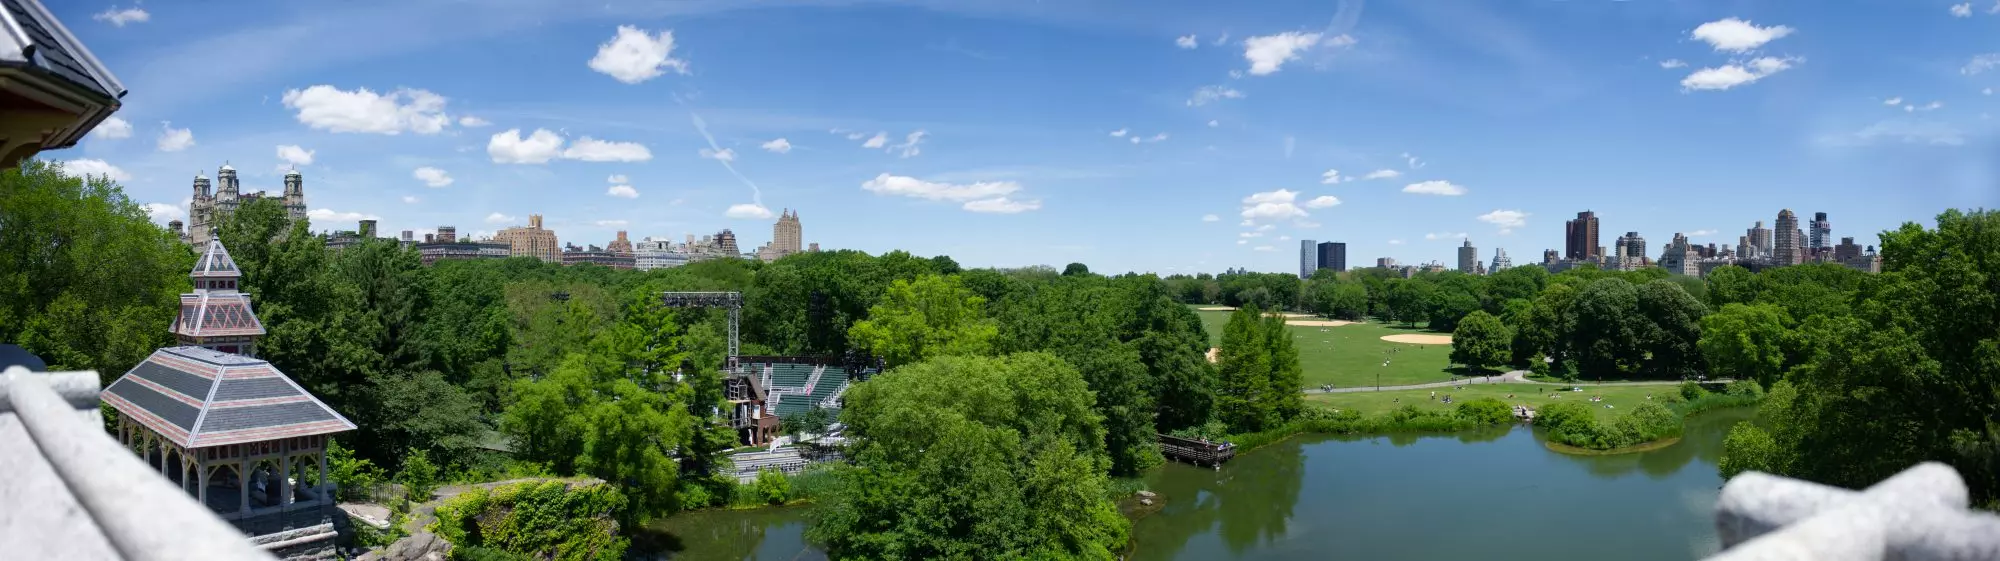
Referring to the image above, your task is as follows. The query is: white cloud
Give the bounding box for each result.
[61,159,131,181]
[1240,189,1308,222]
[1305,195,1341,209]
[1110,128,1129,137]
[607,185,640,198]
[1403,180,1467,196]
[1681,57,1798,91]
[1387,239,1404,245]
[1129,133,1168,145]
[276,145,315,166]
[1239,219,1254,227]
[1238,240,1249,245]
[402,195,421,204]
[308,208,380,223]
[564,137,652,162]
[594,220,629,227]
[1176,35,1198,49]
[1961,54,2000,75]
[1401,152,1424,169]
[1241,232,1263,238]
[458,116,491,127]
[607,174,629,184]
[1207,120,1219,127]
[1320,169,1350,184]
[963,197,1042,214]
[93,7,148,27]
[488,129,564,163]
[889,131,928,158]
[1202,214,1220,222]
[1424,232,1467,241]
[1991,0,2000,14]
[1186,85,1245,106]
[413,166,453,187]
[1884,96,1904,106]
[142,203,182,222]
[485,213,516,225]
[1242,31,1323,76]
[1659,59,1687,69]
[760,138,793,153]
[93,117,132,139]
[1363,169,1402,180]
[1913,101,1944,112]
[1256,224,1277,232]
[1476,209,1529,234]
[281,86,449,135]
[588,26,688,84]
[1690,18,1795,52]
[1278,235,1291,241]
[862,173,1020,201]
[1687,229,1718,237]
[1819,120,1967,147]
[726,203,774,219]
[1253,245,1275,252]
[1952,3,1973,17]
[157,123,194,152]
[699,147,736,162]
[861,132,888,148]
[845,131,867,140]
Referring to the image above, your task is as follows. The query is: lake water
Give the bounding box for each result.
[640,408,1752,561]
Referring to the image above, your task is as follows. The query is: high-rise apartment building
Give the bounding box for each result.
[1809,212,1831,255]
[608,231,634,255]
[756,209,805,262]
[715,229,740,255]
[1774,209,1804,266]
[495,214,561,263]
[1376,257,1397,268]
[1299,239,1317,278]
[1316,242,1346,273]
[1834,237,1864,262]
[1564,211,1600,260]
[1741,220,1773,260]
[1457,239,1479,273]
[437,226,457,243]
[1489,248,1511,273]
[1618,231,1646,261]
[1658,233,1700,276]
[1543,249,1560,265]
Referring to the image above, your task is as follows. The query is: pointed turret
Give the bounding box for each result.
[171,239,265,356]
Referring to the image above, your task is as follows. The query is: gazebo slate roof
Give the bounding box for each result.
[171,292,265,338]
[103,346,354,449]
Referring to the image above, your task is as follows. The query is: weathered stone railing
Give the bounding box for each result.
[1706,462,2000,560]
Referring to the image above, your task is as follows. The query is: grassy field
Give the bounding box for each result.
[1305,382,1672,422]
[1190,305,1477,389]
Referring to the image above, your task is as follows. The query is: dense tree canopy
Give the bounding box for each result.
[1450,311,1512,373]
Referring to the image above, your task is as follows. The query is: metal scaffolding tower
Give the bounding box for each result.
[660,292,744,369]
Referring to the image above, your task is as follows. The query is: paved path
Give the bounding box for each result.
[1307,370,1699,394]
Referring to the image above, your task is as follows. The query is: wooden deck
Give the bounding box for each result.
[1157,434,1236,467]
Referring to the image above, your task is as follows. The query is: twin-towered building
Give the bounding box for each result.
[173,164,308,245]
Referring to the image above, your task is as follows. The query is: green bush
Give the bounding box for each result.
[1718,423,1777,480]
[397,449,440,503]
[1679,380,1707,401]
[754,469,792,505]
[430,480,628,561]
[1454,398,1515,426]
[1725,379,1764,398]
[328,440,385,502]
[451,546,533,561]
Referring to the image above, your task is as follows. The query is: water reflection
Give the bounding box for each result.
[635,409,1752,561]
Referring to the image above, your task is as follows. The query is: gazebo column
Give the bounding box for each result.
[157,440,168,474]
[238,459,250,517]
[197,460,209,506]
[317,448,330,501]
[280,453,294,506]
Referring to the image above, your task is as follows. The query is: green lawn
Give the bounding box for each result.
[1190,305,1478,389]
[1306,382,1671,421]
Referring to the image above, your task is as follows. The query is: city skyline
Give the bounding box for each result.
[41,0,1993,274]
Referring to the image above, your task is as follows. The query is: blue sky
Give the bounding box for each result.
[46,0,2000,274]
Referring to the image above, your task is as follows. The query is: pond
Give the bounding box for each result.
[639,407,1752,561]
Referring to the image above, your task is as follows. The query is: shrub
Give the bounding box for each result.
[1528,354,1551,378]
[1725,379,1764,398]
[430,480,628,561]
[754,469,792,505]
[1718,423,1777,480]
[1454,398,1515,426]
[397,448,440,503]
[1679,380,1707,401]
[327,440,384,502]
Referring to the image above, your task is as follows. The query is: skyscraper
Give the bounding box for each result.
[1743,220,1773,260]
[1316,242,1346,273]
[1809,212,1831,256]
[1774,209,1803,265]
[1457,238,1479,273]
[495,214,561,263]
[1564,211,1600,260]
[755,210,805,262]
[1299,239,1317,278]
[1489,248,1511,273]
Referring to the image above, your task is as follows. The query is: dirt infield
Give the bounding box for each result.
[1286,320,1355,327]
[1277,312,1315,318]
[1379,333,1454,345]
[1197,306,1236,311]
[1206,347,1220,363]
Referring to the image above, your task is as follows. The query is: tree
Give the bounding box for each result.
[811,353,1128,560]
[1215,306,1274,432]
[780,406,834,441]
[1705,265,1758,310]
[1699,303,1790,388]
[1636,279,1707,379]
[1062,262,1091,276]
[1385,278,1433,327]
[1261,313,1305,423]
[1569,278,1644,379]
[1450,311,1512,373]
[847,274,998,367]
